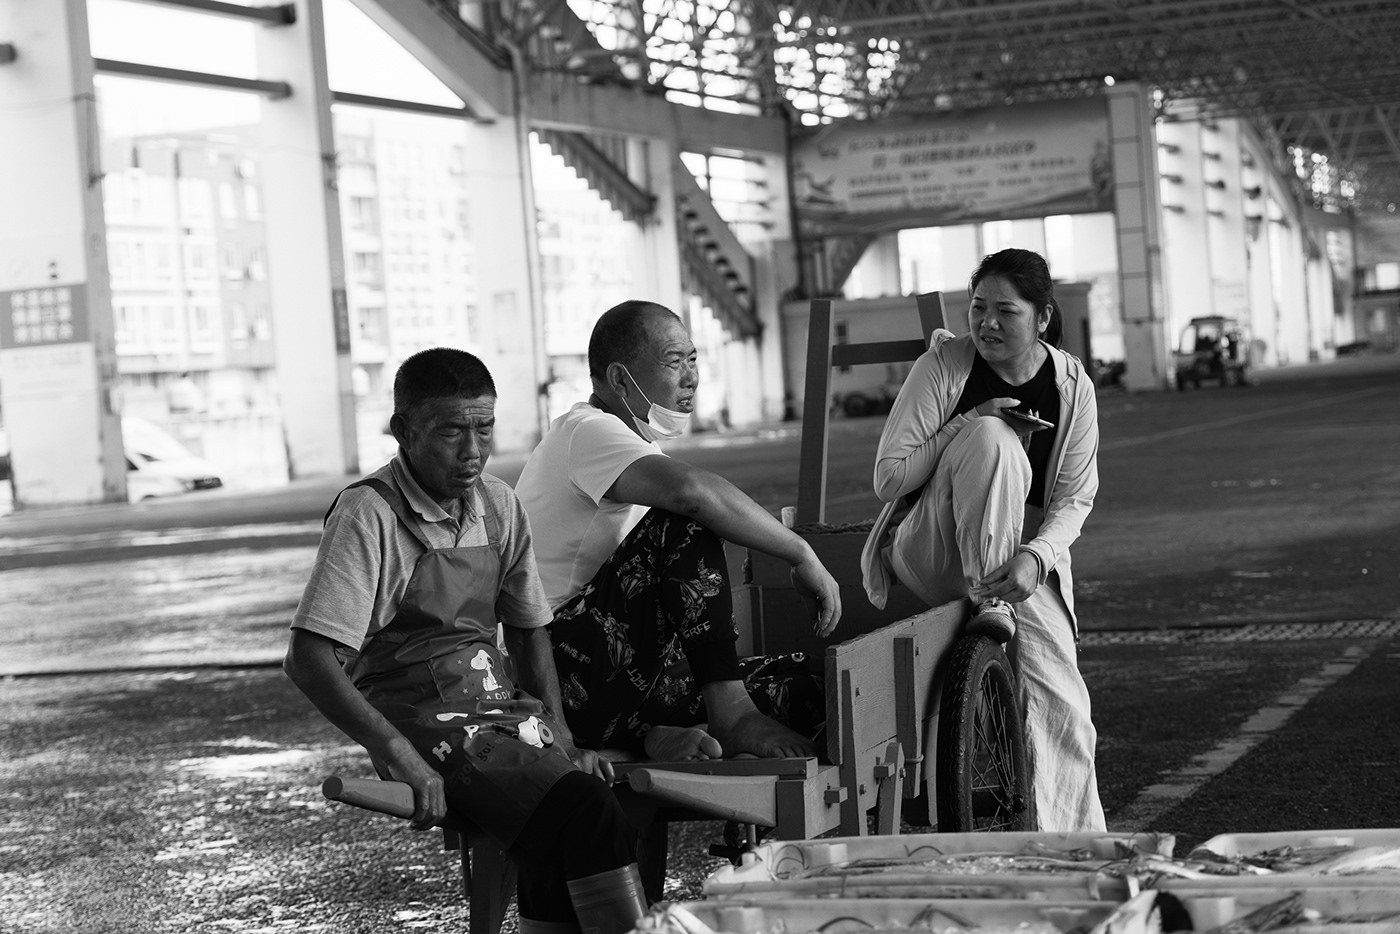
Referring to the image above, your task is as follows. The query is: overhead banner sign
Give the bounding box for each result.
[791,97,1113,237]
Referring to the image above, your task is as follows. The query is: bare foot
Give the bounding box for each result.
[713,711,816,759]
[643,725,723,761]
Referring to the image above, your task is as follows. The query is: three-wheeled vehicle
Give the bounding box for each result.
[1174,315,1250,389]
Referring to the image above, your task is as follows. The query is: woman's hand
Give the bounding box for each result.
[976,551,1041,604]
[973,396,1023,420]
[974,396,1039,439]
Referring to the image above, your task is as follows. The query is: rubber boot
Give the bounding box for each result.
[566,864,648,934]
[519,918,583,934]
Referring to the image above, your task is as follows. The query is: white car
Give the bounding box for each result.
[123,417,223,503]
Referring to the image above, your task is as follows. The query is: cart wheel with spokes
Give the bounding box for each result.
[935,633,1033,831]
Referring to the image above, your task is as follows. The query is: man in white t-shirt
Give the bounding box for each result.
[515,300,842,761]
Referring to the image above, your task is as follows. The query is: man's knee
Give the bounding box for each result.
[552,773,635,868]
[646,508,725,553]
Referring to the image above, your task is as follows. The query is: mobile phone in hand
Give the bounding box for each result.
[1000,406,1054,430]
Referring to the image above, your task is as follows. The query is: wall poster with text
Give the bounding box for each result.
[791,97,1113,238]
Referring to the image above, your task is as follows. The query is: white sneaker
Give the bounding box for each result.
[967,598,1016,643]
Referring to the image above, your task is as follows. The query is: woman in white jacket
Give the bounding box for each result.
[861,248,1105,831]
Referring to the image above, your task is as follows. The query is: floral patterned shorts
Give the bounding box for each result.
[548,508,825,754]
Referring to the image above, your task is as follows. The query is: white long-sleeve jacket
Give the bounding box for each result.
[861,330,1099,627]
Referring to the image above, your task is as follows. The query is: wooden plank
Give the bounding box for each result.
[726,540,758,653]
[826,618,907,766]
[916,291,947,340]
[610,757,815,780]
[750,530,872,587]
[823,602,968,826]
[831,338,930,367]
[774,766,844,840]
[796,299,835,525]
[749,531,932,655]
[724,541,751,585]
[874,740,904,835]
[836,668,866,835]
[323,775,413,817]
[893,634,923,796]
[731,583,760,656]
[795,291,942,528]
[626,771,778,826]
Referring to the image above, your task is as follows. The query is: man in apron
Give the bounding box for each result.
[516,300,842,762]
[285,348,646,934]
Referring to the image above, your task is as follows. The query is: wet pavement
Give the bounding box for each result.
[1,545,311,674]
[6,354,1399,670]
[2,353,1399,932]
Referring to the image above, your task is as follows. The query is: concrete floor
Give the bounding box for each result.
[2,352,1398,932]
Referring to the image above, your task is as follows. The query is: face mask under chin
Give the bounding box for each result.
[620,365,692,441]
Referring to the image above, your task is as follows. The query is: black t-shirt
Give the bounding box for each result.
[950,351,1059,506]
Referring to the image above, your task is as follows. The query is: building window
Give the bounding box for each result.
[150,302,181,351]
[250,302,272,340]
[219,182,239,220]
[353,251,382,279]
[102,174,126,220]
[222,245,243,281]
[179,178,214,225]
[358,306,386,344]
[189,303,219,348]
[107,241,131,284]
[185,242,214,281]
[1370,262,1400,291]
[229,302,248,340]
[113,302,137,350]
[127,175,144,217]
[243,183,262,218]
[349,196,376,228]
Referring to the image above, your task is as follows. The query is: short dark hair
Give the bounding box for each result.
[393,347,496,419]
[969,248,1063,348]
[587,300,679,381]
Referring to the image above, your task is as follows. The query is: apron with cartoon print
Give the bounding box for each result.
[340,477,575,846]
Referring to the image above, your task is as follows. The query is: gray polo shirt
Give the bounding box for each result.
[292,452,552,651]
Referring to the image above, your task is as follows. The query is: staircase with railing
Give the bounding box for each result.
[401,0,765,336]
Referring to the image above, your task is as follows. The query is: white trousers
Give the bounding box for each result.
[889,416,1106,832]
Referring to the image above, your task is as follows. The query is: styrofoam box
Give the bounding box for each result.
[641,898,1118,934]
[1160,884,1400,933]
[1193,829,1400,860]
[703,831,1174,899]
[1164,829,1400,891]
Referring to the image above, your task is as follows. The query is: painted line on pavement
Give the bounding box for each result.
[1081,618,1400,644]
[1100,385,1386,451]
[1106,640,1383,833]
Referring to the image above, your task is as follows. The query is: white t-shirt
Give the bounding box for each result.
[515,402,660,610]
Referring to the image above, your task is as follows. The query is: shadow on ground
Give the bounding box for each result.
[0,669,726,934]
